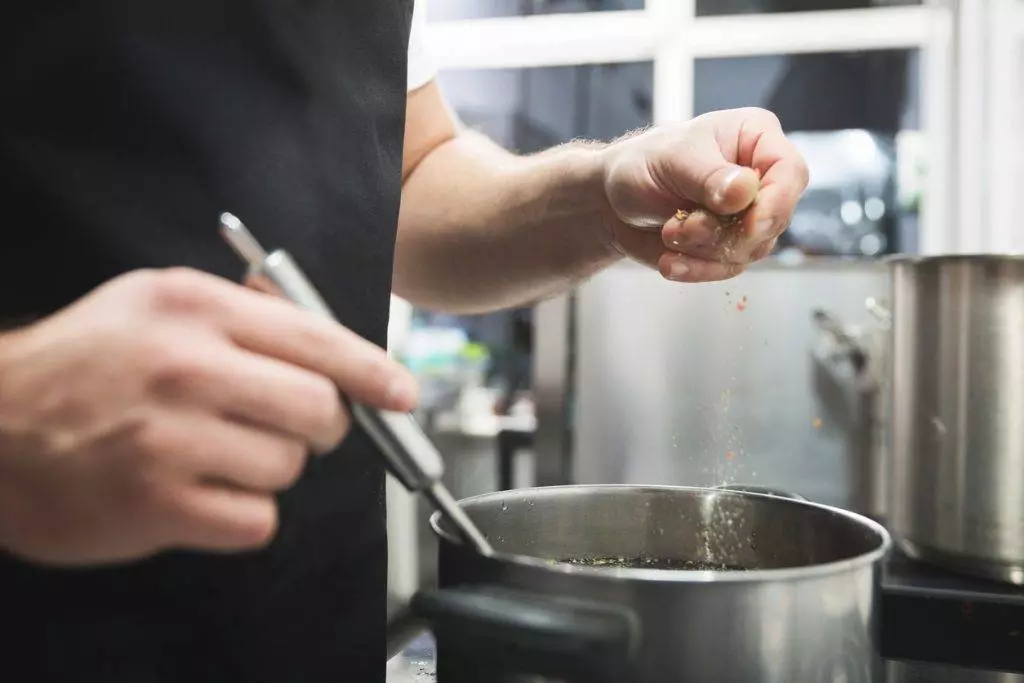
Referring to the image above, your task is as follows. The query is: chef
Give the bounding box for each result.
[0,2,808,681]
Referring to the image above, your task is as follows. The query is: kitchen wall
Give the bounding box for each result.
[570,257,889,509]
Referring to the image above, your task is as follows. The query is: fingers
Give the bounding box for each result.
[149,339,350,454]
[611,222,669,270]
[653,130,761,216]
[660,153,800,266]
[658,252,746,284]
[734,120,807,249]
[145,411,310,492]
[662,210,745,263]
[226,297,419,412]
[151,270,419,412]
[747,125,810,200]
[740,178,801,246]
[749,238,778,262]
[167,484,279,552]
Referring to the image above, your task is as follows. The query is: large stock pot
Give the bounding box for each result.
[888,254,1024,585]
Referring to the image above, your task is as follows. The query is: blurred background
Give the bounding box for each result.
[386,0,1024,636]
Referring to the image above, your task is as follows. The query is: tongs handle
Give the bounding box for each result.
[217,213,444,492]
[218,213,495,557]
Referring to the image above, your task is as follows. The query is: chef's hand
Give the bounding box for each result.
[602,107,809,282]
[0,268,418,566]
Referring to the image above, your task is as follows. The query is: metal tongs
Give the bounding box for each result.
[218,212,495,557]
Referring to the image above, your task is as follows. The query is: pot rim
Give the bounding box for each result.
[885,252,1024,265]
[431,484,893,584]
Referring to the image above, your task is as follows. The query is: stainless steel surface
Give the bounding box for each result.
[532,293,574,486]
[426,483,491,556]
[814,307,866,352]
[570,257,889,508]
[432,484,891,683]
[888,254,1024,585]
[220,212,335,318]
[217,213,495,557]
[219,212,269,266]
[866,296,892,325]
[712,483,806,500]
[811,305,890,520]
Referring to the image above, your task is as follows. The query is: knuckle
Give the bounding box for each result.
[141,268,220,316]
[749,107,781,128]
[132,417,180,462]
[142,343,209,398]
[797,159,811,188]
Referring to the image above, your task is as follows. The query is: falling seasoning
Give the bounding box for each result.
[725,451,736,461]
[736,295,748,312]
[812,417,823,430]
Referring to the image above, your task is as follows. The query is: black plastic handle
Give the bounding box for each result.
[412,585,640,683]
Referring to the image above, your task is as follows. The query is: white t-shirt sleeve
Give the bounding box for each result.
[407,0,437,92]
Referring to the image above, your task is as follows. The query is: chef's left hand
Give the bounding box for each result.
[601,107,809,282]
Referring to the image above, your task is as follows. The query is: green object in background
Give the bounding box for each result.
[461,342,490,362]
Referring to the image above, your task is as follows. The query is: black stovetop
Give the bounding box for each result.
[388,549,1024,682]
[880,549,1023,674]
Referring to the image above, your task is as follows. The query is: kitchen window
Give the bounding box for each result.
[423,0,1024,255]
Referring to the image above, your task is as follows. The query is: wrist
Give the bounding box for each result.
[556,141,625,261]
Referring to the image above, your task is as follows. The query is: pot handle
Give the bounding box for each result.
[412,584,640,683]
[811,308,868,372]
[865,297,891,326]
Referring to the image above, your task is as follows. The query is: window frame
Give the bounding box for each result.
[424,0,1023,255]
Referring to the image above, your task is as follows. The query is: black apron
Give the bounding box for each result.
[0,2,413,681]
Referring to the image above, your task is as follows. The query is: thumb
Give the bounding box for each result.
[660,140,760,214]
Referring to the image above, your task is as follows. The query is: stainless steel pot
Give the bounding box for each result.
[421,484,891,683]
[888,254,1024,585]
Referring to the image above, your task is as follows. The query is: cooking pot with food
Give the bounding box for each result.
[412,484,890,683]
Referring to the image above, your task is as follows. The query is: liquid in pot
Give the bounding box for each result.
[559,556,749,571]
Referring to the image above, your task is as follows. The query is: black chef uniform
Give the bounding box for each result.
[0,2,413,681]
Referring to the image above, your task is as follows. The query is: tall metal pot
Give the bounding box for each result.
[888,254,1024,585]
[424,484,891,683]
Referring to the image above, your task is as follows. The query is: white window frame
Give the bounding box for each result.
[985,0,1024,254]
[424,0,1022,256]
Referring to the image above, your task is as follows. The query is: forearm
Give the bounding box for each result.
[393,131,623,314]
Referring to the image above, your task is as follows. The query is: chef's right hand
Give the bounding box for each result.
[0,267,418,567]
